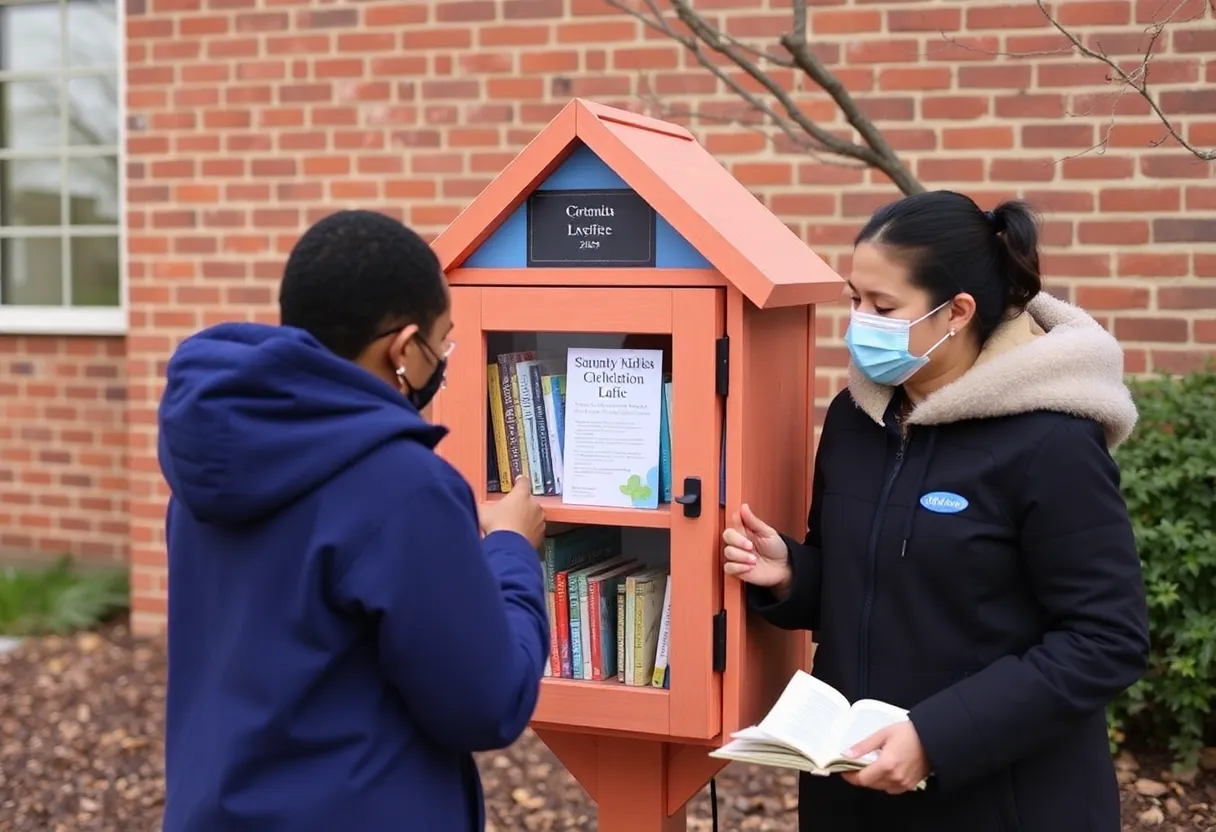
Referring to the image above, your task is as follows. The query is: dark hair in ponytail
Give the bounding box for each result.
[854,190,1043,345]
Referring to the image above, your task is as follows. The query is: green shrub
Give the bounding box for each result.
[1109,365,1216,768]
[0,555,129,636]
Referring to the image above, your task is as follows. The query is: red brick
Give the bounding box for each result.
[1075,286,1150,309]
[1062,155,1135,179]
[966,4,1049,28]
[846,38,919,64]
[1024,123,1098,149]
[1159,286,1216,308]
[924,36,1001,61]
[878,67,952,91]
[1118,253,1190,277]
[990,158,1057,182]
[1099,187,1182,212]
[993,93,1065,118]
[887,8,961,31]
[1135,0,1207,23]
[1154,218,1216,243]
[1115,317,1188,342]
[1056,1,1131,26]
[942,126,1014,149]
[1077,220,1151,245]
[812,10,882,34]
[921,96,989,119]
[958,65,1032,88]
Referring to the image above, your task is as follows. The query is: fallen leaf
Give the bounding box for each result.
[1138,805,1165,826]
[1136,778,1170,798]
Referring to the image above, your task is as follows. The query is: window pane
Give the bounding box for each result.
[1,236,64,305]
[1,159,62,226]
[68,158,117,224]
[69,235,119,306]
[67,0,117,69]
[0,3,62,72]
[1,79,62,150]
[68,76,118,146]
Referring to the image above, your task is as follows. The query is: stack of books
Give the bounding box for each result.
[486,348,673,507]
[538,525,673,688]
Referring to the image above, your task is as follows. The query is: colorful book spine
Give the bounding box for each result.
[487,363,512,492]
[540,374,564,496]
[616,583,627,684]
[568,567,584,678]
[632,570,668,686]
[527,363,557,496]
[496,351,533,485]
[577,556,633,680]
[542,526,619,676]
[549,374,567,457]
[514,359,545,495]
[651,578,672,687]
[659,375,672,503]
[487,414,500,493]
[555,568,574,678]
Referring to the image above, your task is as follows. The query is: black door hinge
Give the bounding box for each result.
[714,336,729,396]
[712,609,727,672]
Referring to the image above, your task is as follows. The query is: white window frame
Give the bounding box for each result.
[0,0,126,337]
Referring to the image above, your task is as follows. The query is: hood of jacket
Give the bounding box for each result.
[847,292,1139,449]
[157,321,447,526]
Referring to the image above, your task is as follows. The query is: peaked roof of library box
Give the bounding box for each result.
[431,99,845,309]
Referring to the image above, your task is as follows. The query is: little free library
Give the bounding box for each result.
[428,98,844,832]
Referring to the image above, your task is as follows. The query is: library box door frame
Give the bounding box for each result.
[433,284,726,743]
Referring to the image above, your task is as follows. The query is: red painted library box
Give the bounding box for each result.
[429,99,844,831]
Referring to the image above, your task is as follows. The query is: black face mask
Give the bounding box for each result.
[396,336,447,411]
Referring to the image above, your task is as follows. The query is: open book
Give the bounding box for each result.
[710,670,927,788]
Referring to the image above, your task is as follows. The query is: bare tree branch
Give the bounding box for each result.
[604,0,925,195]
[606,0,1212,198]
[1034,0,1215,162]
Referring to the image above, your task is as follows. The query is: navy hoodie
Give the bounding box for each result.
[157,322,548,832]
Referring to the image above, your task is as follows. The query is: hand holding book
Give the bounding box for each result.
[709,670,929,791]
[839,720,931,795]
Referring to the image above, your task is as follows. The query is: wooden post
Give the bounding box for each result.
[596,739,686,832]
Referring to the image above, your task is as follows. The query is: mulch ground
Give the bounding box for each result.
[1,620,1212,831]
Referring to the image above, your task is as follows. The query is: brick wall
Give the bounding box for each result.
[114,0,1216,632]
[0,336,127,565]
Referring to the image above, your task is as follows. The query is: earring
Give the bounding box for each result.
[395,366,407,391]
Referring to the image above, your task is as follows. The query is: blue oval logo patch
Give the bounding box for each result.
[919,491,969,514]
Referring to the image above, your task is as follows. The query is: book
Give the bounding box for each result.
[541,526,620,677]
[709,670,926,787]
[487,363,512,493]
[495,350,534,486]
[562,347,664,509]
[658,375,672,504]
[540,373,565,496]
[629,569,667,686]
[573,555,635,680]
[650,577,671,687]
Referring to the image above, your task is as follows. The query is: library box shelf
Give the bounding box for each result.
[428,99,844,832]
[482,495,673,530]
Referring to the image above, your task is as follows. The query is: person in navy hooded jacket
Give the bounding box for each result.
[157,209,549,832]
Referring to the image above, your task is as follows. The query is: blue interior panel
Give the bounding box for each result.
[462,143,711,269]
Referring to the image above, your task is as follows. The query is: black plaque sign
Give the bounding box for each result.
[526,189,656,268]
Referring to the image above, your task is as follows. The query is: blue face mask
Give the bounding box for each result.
[845,300,954,386]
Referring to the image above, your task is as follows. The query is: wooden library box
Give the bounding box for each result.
[429,99,844,830]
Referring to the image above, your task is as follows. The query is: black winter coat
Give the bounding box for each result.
[748,294,1150,832]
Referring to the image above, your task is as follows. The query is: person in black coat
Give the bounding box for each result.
[722,190,1149,832]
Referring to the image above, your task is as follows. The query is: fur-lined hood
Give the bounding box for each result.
[847,292,1139,449]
